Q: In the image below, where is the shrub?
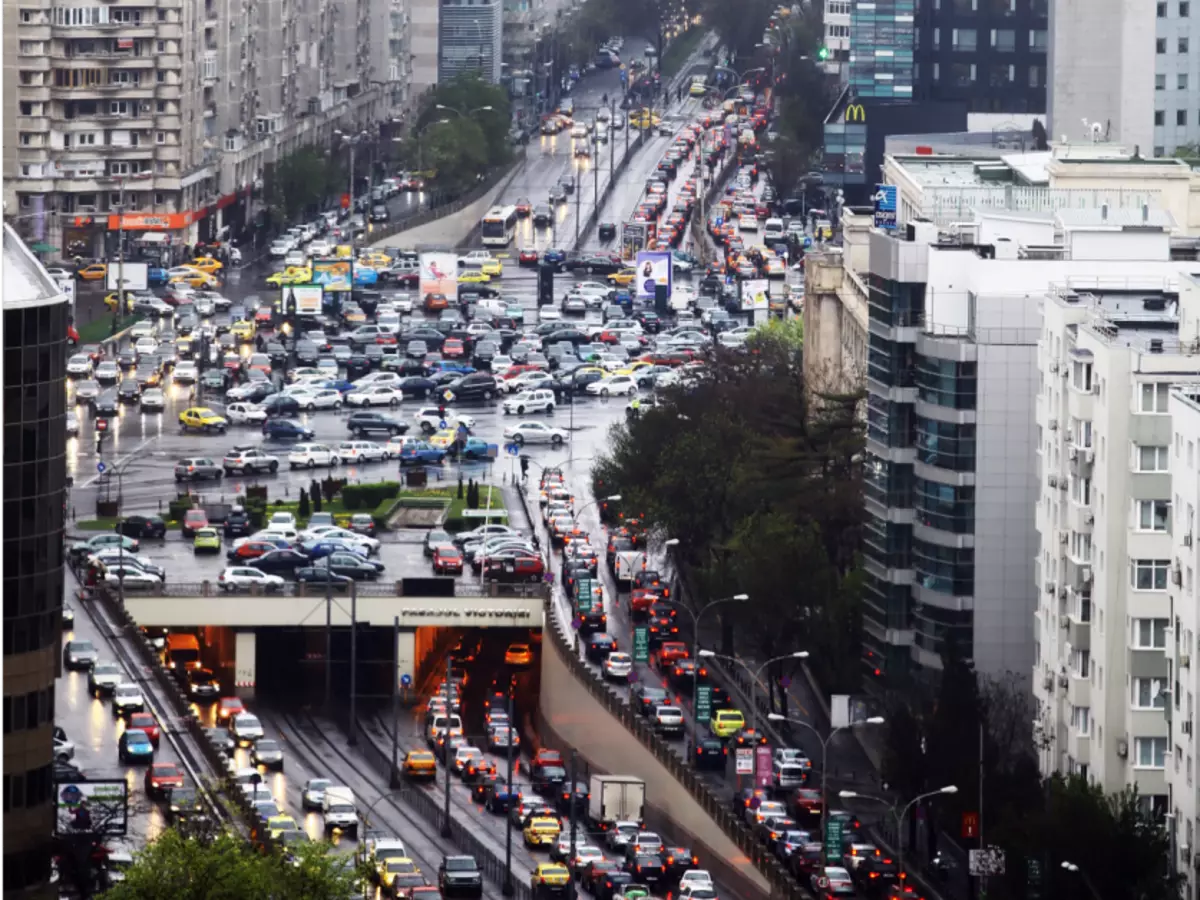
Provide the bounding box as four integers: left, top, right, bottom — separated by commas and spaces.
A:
311, 479, 323, 513
298, 488, 310, 519
457, 473, 464, 500
321, 477, 344, 503
341, 481, 401, 510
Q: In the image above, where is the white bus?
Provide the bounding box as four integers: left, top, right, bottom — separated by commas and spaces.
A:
480, 205, 519, 247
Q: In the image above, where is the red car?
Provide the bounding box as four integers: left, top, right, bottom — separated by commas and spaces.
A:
217, 696, 245, 722
254, 307, 273, 324
145, 761, 185, 798
432, 545, 464, 574
655, 641, 690, 668
515, 199, 533, 216
442, 338, 464, 359
519, 248, 539, 266
482, 554, 545, 583
373, 332, 398, 345
630, 588, 660, 616
533, 748, 564, 768
182, 508, 208, 538
228, 540, 277, 560
128, 711, 161, 747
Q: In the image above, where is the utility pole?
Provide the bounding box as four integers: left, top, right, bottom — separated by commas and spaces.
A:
390, 616, 400, 786
347, 580, 358, 745
568, 748, 578, 898
574, 163, 582, 246
440, 654, 452, 838
324, 554, 333, 712
502, 690, 515, 895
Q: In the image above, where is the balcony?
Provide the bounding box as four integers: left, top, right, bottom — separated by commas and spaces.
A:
16, 116, 52, 132
155, 83, 181, 100
1065, 669, 1091, 706
155, 144, 181, 162
18, 84, 52, 103
157, 22, 183, 40
1066, 727, 1091, 766
157, 54, 182, 70
111, 54, 155, 68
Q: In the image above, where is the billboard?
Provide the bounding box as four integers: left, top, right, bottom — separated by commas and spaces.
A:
311, 258, 352, 292
105, 261, 148, 292
621, 223, 648, 261
873, 184, 898, 231
754, 744, 773, 788
419, 252, 457, 301
55, 779, 129, 836
635, 250, 672, 300
277, 285, 323, 316
740, 278, 769, 311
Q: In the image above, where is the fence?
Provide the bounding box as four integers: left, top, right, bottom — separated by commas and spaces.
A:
572, 130, 647, 251
92, 580, 550, 600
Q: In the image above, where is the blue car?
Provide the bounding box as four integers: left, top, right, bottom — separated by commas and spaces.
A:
147, 267, 169, 286
450, 437, 498, 461
322, 379, 357, 394
262, 418, 313, 441
429, 361, 475, 375
398, 441, 446, 466
301, 539, 369, 560
542, 249, 567, 266
119, 729, 155, 764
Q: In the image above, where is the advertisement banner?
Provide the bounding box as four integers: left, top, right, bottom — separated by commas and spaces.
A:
55, 779, 129, 836
105, 261, 148, 292
621, 223, 647, 261
740, 278, 770, 312
873, 184, 898, 231
754, 744, 773, 788
734, 746, 754, 775
311, 258, 352, 292
635, 250, 672, 300
419, 252, 458, 302
277, 285, 323, 316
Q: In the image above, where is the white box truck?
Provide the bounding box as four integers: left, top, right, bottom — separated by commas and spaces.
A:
588, 775, 646, 829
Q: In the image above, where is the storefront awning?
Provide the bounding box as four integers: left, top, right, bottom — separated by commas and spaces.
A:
136, 232, 169, 243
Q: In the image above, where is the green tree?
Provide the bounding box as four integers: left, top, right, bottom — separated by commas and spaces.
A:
747, 315, 803, 352
297, 488, 310, 520
267, 147, 340, 225
410, 75, 513, 191
700, 0, 774, 61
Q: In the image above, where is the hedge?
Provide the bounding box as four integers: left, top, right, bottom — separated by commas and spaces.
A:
341, 481, 401, 510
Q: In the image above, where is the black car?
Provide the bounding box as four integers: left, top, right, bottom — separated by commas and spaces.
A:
117, 515, 167, 539
262, 418, 313, 441
634, 311, 662, 333
297, 552, 384, 581
548, 185, 568, 204
660, 847, 698, 882
236, 381, 277, 403
248, 548, 311, 576
116, 379, 142, 403
556, 780, 589, 815
224, 508, 252, 537
166, 786, 206, 824
261, 394, 302, 417
694, 737, 727, 771
554, 369, 605, 396
574, 254, 624, 275
541, 328, 590, 347
438, 856, 483, 899
584, 633, 618, 663
532, 204, 553, 225
624, 853, 665, 886
347, 412, 408, 436
346, 354, 372, 379
183, 668, 221, 702
444, 373, 498, 403
117, 348, 138, 369
595, 871, 636, 900
630, 684, 669, 716
598, 222, 617, 239
91, 391, 119, 417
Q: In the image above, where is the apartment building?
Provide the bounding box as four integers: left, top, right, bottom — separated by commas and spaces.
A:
1049, 0, 1200, 157
822, 0, 850, 78
1168, 382, 1200, 897
7, 0, 406, 256
1033, 225, 1200, 820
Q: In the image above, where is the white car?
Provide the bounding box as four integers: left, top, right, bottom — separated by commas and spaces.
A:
346, 385, 404, 407
217, 567, 285, 592
377, 312, 402, 334
603, 652, 632, 681
304, 525, 380, 554
111, 683, 146, 716
738, 213, 758, 231
269, 239, 292, 258
130, 320, 158, 339
134, 337, 158, 357
231, 713, 265, 745
308, 240, 332, 257
103, 565, 162, 588
415, 407, 475, 432
502, 389, 556, 415
586, 375, 638, 396
232, 527, 300, 550
490, 355, 514, 375
54, 729, 76, 762
67, 354, 93, 377
284, 250, 308, 268
287, 443, 339, 468
269, 511, 297, 528
226, 402, 267, 424
336, 441, 388, 464
173, 360, 198, 383
502, 371, 554, 394
502, 421, 568, 446
571, 123, 589, 138
293, 388, 343, 411
140, 388, 166, 415
678, 870, 715, 894
457, 250, 494, 267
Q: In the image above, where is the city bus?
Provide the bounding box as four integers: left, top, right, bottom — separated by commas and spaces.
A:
481, 205, 519, 247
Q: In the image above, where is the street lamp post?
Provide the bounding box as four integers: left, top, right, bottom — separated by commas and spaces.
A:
698, 649, 811, 733
1061, 861, 1103, 900
769, 712, 885, 866
839, 786, 958, 882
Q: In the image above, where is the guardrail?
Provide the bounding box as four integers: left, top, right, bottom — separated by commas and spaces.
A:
92, 580, 551, 599
572, 130, 646, 251
511, 485, 804, 900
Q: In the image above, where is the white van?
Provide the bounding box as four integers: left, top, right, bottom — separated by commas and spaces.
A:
763, 218, 785, 241
426, 713, 464, 744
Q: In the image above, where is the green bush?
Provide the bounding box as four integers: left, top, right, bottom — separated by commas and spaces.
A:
342, 481, 401, 510
167, 497, 194, 522
244, 498, 268, 529
310, 479, 323, 513
373, 497, 401, 530
298, 489, 311, 519
322, 476, 346, 502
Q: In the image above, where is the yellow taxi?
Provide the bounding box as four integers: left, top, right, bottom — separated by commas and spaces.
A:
608, 269, 636, 286
342, 306, 367, 325
179, 407, 228, 433
169, 267, 218, 289
629, 109, 662, 130
523, 816, 561, 849
531, 863, 571, 892
266, 814, 298, 839
358, 251, 392, 269
266, 267, 311, 287
458, 270, 491, 284
690, 79, 708, 97
334, 244, 354, 259
710, 708, 746, 739
404, 750, 437, 780
190, 256, 224, 274
480, 258, 503, 277
428, 429, 458, 451
103, 292, 135, 312
230, 320, 256, 341
504, 643, 533, 666
379, 857, 420, 892
77, 263, 107, 281
615, 361, 652, 377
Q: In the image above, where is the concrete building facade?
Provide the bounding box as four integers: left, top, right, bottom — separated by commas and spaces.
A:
439, 0, 503, 84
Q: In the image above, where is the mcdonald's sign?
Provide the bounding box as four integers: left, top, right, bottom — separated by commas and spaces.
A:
845, 104, 866, 123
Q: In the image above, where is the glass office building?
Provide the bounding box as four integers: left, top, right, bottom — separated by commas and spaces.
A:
849, 0, 916, 100
3, 224, 69, 898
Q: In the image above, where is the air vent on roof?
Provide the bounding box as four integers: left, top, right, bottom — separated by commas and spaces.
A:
1144, 298, 1168, 312
1149, 338, 1165, 354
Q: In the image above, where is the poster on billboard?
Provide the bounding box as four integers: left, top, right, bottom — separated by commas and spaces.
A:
420, 252, 458, 302
311, 258, 352, 292
277, 285, 323, 316
55, 779, 129, 836
635, 250, 672, 300
754, 745, 773, 788
105, 262, 148, 292
740, 278, 770, 311
621, 223, 648, 261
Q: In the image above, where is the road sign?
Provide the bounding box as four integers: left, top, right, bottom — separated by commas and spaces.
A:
439, 419, 448, 429
400, 673, 412, 687
443, 389, 455, 402
506, 443, 521, 456
96, 461, 107, 474
632, 626, 650, 663
754, 745, 772, 788
825, 816, 844, 862
817, 877, 830, 890
969, 847, 1007, 876
734, 747, 753, 775
695, 684, 713, 723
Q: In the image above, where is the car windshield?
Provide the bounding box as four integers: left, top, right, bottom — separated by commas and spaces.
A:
93, 663, 121, 676
69, 640, 95, 653
446, 858, 476, 871
255, 740, 280, 753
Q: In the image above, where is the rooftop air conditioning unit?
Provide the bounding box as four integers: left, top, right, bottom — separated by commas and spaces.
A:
1048, 475, 1059, 488
1174, 562, 1184, 586
1050, 362, 1059, 373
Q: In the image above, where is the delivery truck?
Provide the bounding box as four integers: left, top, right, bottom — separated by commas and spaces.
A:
588, 775, 646, 830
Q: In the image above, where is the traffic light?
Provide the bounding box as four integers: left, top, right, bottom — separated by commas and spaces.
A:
817, 45, 830, 60
94, 417, 108, 454
537, 264, 554, 306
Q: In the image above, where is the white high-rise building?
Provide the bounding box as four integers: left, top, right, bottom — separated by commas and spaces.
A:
1034, 232, 1200, 811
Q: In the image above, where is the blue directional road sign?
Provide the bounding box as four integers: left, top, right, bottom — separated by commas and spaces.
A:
438, 419, 448, 429
400, 673, 412, 687
96, 461, 107, 474
506, 443, 521, 457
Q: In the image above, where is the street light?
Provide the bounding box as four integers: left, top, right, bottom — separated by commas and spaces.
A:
698, 649, 810, 732
1061, 861, 1103, 900
436, 103, 495, 117
772, 712, 884, 865
839, 785, 957, 881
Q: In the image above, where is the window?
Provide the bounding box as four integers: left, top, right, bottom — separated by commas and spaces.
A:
1138, 445, 1169, 471
1182, 37, 1191, 53
992, 28, 1015, 51
155, 131, 166, 144
157, 40, 166, 52
953, 29, 977, 50
1029, 65, 1043, 87
1029, 29, 1047, 51
1158, 74, 1167, 91
1160, 0, 1169, 13
1156, 110, 1166, 126
1184, 1, 1192, 14
1134, 678, 1169, 709
1071, 706, 1091, 734
154, 192, 165, 205
1132, 560, 1170, 591
1134, 617, 1169, 648
108, 100, 129, 115
1159, 38, 1168, 53
1141, 382, 1170, 413
1136, 737, 1168, 768
1182, 74, 1190, 90
1138, 500, 1171, 531
1180, 110, 1189, 126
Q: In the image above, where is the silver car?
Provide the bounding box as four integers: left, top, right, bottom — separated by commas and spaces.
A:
231, 713, 265, 745
250, 738, 285, 771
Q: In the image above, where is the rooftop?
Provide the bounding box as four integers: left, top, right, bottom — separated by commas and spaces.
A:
3, 224, 67, 311
1047, 282, 1193, 355
1055, 207, 1176, 230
